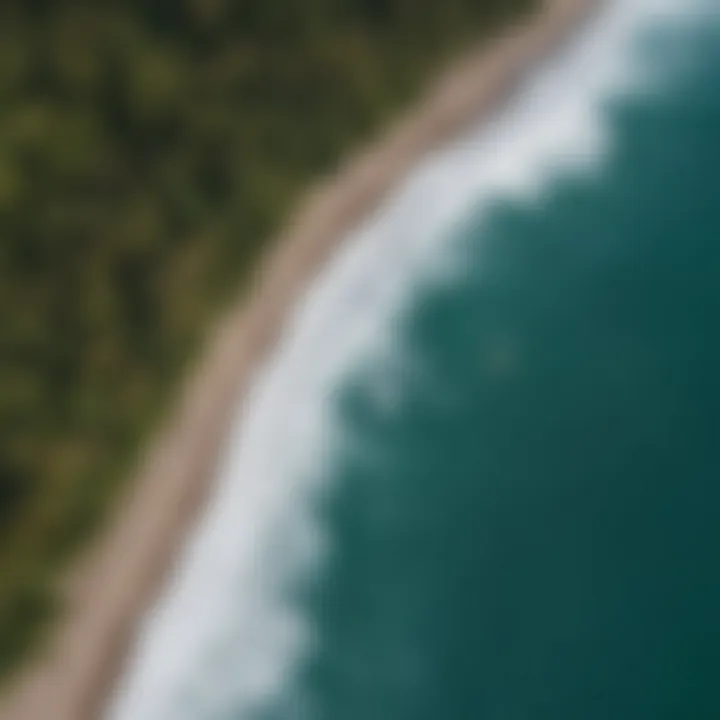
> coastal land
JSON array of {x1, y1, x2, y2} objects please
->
[{"x1": 0, "y1": 0, "x2": 595, "y2": 717}]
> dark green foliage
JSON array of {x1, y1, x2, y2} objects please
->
[{"x1": 0, "y1": 0, "x2": 535, "y2": 680}]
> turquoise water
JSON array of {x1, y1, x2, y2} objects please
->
[
  {"x1": 109, "y1": 3, "x2": 720, "y2": 718},
  {"x1": 295, "y1": 16, "x2": 720, "y2": 720}
]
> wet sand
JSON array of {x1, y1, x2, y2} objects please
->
[{"x1": 0, "y1": 1, "x2": 596, "y2": 717}]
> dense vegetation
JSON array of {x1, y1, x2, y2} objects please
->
[{"x1": 0, "y1": 0, "x2": 535, "y2": 680}]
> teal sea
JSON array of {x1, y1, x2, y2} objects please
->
[{"x1": 108, "y1": 2, "x2": 720, "y2": 718}]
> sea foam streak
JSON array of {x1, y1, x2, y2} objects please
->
[{"x1": 106, "y1": 2, "x2": 715, "y2": 718}]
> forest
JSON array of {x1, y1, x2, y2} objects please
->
[{"x1": 0, "y1": 0, "x2": 535, "y2": 679}]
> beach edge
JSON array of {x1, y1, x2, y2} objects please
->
[{"x1": 0, "y1": 1, "x2": 597, "y2": 717}]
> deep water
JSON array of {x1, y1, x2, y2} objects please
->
[
  {"x1": 108, "y1": 2, "x2": 720, "y2": 719},
  {"x1": 294, "y1": 12, "x2": 720, "y2": 720}
]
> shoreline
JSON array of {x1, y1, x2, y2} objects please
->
[{"x1": 0, "y1": 1, "x2": 597, "y2": 718}]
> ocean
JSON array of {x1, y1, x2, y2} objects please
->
[{"x1": 107, "y1": 1, "x2": 720, "y2": 718}]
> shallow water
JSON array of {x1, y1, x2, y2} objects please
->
[{"x1": 108, "y1": 2, "x2": 720, "y2": 718}]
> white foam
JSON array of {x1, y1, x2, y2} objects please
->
[{"x1": 106, "y1": 2, "x2": 717, "y2": 718}]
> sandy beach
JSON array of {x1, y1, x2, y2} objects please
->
[{"x1": 0, "y1": 1, "x2": 596, "y2": 717}]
